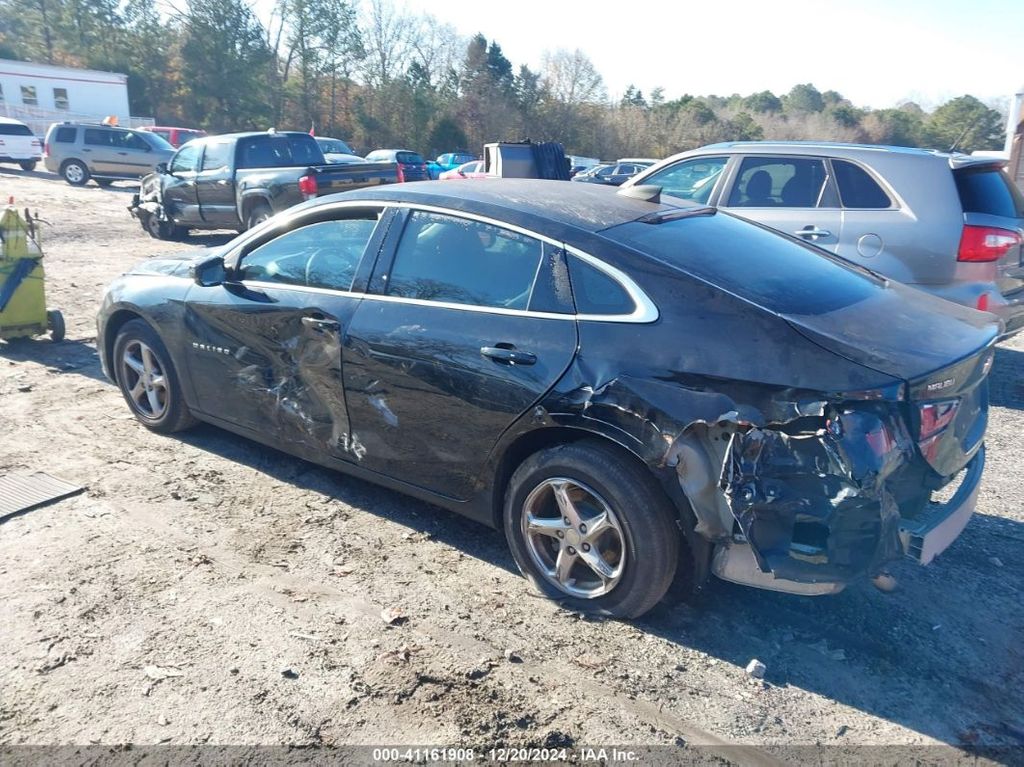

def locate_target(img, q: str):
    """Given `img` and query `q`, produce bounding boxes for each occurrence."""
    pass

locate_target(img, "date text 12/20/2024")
[371,747,640,762]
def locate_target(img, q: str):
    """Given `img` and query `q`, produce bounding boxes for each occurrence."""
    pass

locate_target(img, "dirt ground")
[0,169,1022,761]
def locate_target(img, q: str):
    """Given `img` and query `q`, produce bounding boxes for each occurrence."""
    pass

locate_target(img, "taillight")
[298,173,318,198]
[917,400,960,463]
[958,225,1021,262]
[396,164,405,183]
[43,141,49,157]
[976,292,990,312]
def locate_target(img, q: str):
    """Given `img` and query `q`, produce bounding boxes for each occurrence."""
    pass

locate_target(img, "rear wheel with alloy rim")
[61,159,89,186]
[504,440,681,619]
[113,319,196,433]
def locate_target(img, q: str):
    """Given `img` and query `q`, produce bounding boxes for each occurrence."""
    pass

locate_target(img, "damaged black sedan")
[97,180,996,618]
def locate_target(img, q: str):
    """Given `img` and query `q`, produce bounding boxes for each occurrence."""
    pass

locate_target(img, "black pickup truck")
[129,130,399,239]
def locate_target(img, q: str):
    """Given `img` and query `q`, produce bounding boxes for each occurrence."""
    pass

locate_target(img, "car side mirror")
[155,162,168,174]
[191,254,226,287]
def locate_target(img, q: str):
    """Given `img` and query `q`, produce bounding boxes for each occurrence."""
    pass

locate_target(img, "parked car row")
[571,158,657,186]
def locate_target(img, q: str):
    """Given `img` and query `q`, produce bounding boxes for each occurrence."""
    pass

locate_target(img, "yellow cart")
[0,203,63,342]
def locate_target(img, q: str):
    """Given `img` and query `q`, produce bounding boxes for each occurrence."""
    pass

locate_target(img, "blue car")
[427,151,478,179]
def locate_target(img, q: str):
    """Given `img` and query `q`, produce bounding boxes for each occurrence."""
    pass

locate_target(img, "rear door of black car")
[183,205,393,458]
[341,207,578,501]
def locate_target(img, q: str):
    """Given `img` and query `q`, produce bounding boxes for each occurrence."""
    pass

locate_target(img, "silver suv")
[43,122,175,187]
[625,142,1024,336]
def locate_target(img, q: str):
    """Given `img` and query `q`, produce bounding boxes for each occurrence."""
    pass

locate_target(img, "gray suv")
[43,122,175,187]
[625,142,1024,336]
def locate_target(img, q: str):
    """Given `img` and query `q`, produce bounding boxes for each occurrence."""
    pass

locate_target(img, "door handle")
[481,345,536,365]
[302,316,340,333]
[795,226,832,240]
[216,179,229,186]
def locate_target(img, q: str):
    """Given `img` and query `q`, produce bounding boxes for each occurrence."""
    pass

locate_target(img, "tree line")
[0,0,1007,158]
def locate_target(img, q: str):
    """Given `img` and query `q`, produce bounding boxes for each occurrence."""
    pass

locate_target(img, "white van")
[0,117,42,171]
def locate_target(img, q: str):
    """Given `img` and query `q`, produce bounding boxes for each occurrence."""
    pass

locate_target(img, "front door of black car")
[342,209,578,501]
[162,143,201,223]
[183,207,389,458]
[195,138,238,228]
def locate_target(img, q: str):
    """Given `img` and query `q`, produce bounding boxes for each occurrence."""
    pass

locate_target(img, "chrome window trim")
[233,199,660,324]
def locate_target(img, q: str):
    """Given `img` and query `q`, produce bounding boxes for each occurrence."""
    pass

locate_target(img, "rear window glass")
[54,127,76,143]
[0,123,33,136]
[833,160,892,209]
[608,213,882,315]
[955,167,1024,219]
[236,135,324,168]
[567,256,635,315]
[396,151,424,165]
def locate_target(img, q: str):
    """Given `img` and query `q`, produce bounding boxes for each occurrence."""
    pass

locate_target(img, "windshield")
[607,211,885,315]
[318,138,355,155]
[142,131,174,151]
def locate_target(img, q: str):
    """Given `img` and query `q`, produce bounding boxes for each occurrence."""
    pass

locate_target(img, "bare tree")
[359,0,414,88]
[540,49,605,106]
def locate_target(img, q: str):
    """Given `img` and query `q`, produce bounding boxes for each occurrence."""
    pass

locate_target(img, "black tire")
[61,159,89,186]
[245,201,272,231]
[19,160,36,172]
[46,309,65,342]
[95,178,114,188]
[504,440,681,619]
[143,210,184,241]
[113,319,197,433]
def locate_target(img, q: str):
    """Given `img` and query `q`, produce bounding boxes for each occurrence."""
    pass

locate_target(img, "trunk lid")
[782,280,996,476]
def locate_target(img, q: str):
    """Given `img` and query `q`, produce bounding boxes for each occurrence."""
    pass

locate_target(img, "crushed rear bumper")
[711,447,983,594]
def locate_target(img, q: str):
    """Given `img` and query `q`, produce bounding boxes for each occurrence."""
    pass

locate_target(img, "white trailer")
[0,59,151,137]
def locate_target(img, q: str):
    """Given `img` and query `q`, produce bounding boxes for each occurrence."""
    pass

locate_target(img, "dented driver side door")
[183,208,391,459]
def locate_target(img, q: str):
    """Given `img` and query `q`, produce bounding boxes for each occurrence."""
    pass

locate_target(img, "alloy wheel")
[64,163,85,183]
[521,477,626,599]
[120,339,168,419]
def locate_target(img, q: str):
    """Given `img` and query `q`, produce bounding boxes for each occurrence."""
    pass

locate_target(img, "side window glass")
[170,144,200,173]
[55,127,76,143]
[239,218,378,291]
[387,211,542,310]
[201,141,233,171]
[122,131,150,151]
[567,256,635,315]
[728,157,827,208]
[646,157,727,204]
[833,160,892,209]
[83,129,111,147]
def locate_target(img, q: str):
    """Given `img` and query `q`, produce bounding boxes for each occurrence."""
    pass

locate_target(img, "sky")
[252,0,1024,111]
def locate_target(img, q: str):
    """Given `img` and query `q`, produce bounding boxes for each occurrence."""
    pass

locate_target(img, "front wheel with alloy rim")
[61,159,89,186]
[504,440,682,619]
[113,319,197,433]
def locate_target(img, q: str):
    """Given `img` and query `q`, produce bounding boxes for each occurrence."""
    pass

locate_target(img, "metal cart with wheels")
[0,202,63,342]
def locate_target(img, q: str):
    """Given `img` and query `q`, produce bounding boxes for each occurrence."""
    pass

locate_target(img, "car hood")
[781,279,999,384]
[129,248,219,278]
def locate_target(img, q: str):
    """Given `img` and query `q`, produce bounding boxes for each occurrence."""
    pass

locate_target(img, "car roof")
[0,117,28,126]
[662,141,1007,170]
[334,178,691,233]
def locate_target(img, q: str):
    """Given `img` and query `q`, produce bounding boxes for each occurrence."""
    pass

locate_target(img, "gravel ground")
[0,170,1022,760]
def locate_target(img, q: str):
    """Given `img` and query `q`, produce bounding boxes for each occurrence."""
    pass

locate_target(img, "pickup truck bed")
[129,131,399,239]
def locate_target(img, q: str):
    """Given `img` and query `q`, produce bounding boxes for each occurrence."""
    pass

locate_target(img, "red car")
[139,126,207,148]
